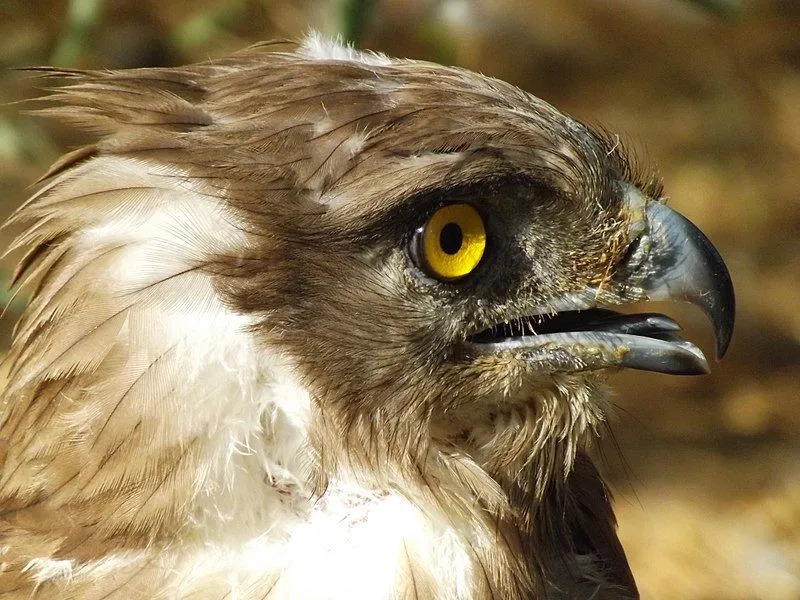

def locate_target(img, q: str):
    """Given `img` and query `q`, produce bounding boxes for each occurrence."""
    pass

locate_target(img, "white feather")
[298,31,393,66]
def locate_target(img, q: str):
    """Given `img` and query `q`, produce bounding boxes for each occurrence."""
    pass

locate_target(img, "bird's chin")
[465,308,709,376]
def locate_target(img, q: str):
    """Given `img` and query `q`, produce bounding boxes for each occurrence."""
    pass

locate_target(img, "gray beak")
[635,200,735,360]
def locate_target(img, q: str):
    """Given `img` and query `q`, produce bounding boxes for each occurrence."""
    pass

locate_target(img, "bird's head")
[22,35,734,485]
[182,38,735,479]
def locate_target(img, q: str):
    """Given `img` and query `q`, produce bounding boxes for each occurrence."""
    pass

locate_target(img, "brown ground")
[1,1,798,598]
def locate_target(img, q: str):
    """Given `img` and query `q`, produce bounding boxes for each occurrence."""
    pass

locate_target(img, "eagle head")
[212,38,733,482]
[0,34,734,599]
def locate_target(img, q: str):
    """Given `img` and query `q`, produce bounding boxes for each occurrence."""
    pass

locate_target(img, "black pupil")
[440,222,463,255]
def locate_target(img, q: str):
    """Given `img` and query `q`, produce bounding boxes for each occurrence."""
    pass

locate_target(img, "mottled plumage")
[0,34,733,599]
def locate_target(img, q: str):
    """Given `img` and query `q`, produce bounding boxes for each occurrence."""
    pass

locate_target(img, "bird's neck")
[0,362,605,599]
[301,377,608,598]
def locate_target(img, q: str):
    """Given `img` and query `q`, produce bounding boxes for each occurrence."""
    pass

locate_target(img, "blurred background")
[0,0,798,597]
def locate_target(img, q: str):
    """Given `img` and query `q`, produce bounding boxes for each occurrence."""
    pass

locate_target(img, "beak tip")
[713,284,735,361]
[714,326,733,361]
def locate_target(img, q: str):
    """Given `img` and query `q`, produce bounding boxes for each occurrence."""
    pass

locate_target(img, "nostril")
[619,230,651,274]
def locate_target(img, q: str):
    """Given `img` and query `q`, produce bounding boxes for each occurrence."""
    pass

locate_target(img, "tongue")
[527,308,681,338]
[575,310,682,337]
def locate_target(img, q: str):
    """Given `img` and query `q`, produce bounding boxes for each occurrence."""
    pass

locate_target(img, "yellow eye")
[419,204,486,280]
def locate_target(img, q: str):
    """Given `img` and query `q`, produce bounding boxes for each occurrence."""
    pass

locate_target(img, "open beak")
[630,199,734,361]
[467,188,735,376]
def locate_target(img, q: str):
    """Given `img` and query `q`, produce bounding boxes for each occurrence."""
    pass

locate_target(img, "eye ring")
[413,203,487,281]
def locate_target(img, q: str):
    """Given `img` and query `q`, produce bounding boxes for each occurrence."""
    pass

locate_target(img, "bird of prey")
[0,34,734,600]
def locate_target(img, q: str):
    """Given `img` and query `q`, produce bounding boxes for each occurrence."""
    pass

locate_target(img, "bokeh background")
[1,0,798,597]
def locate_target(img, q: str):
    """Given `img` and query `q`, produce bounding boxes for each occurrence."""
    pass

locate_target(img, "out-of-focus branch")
[335,0,379,47]
[51,0,106,66]
[681,0,744,19]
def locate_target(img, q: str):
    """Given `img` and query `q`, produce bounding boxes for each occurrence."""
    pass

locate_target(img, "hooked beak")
[631,199,734,360]
[466,187,735,376]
